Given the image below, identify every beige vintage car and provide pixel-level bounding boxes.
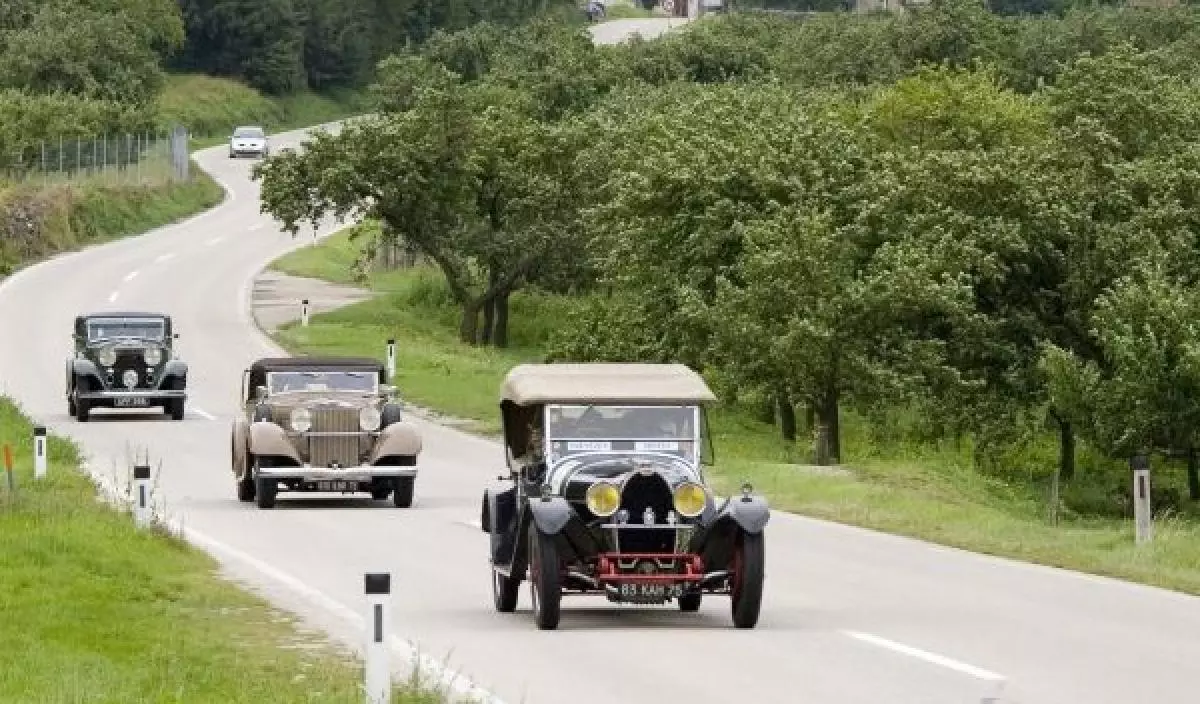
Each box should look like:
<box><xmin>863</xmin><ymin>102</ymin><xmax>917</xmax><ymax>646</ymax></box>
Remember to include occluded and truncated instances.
<box><xmin>230</xmin><ymin>356</ymin><xmax>422</xmax><ymax>509</ymax></box>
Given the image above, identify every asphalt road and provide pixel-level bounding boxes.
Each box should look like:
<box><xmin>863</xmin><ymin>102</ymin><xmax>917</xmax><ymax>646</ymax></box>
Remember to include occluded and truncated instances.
<box><xmin>2</xmin><ymin>17</ymin><xmax>1200</xmax><ymax>704</ymax></box>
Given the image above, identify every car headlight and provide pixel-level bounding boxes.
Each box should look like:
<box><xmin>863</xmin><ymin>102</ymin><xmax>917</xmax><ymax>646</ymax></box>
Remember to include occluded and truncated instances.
<box><xmin>290</xmin><ymin>407</ymin><xmax>312</xmax><ymax>432</ymax></box>
<box><xmin>672</xmin><ymin>482</ymin><xmax>707</xmax><ymax>518</ymax></box>
<box><xmin>143</xmin><ymin>346</ymin><xmax>162</xmax><ymax>366</ymax></box>
<box><xmin>585</xmin><ymin>482</ymin><xmax>621</xmax><ymax>517</ymax></box>
<box><xmin>97</xmin><ymin>347</ymin><xmax>116</xmax><ymax>367</ymax></box>
<box><xmin>359</xmin><ymin>406</ymin><xmax>381</xmax><ymax>431</ymax></box>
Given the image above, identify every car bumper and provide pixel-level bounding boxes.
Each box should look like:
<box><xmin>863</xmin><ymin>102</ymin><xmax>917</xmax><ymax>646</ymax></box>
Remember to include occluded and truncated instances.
<box><xmin>257</xmin><ymin>465</ymin><xmax>417</xmax><ymax>481</ymax></box>
<box><xmin>79</xmin><ymin>390</ymin><xmax>185</xmax><ymax>402</ymax></box>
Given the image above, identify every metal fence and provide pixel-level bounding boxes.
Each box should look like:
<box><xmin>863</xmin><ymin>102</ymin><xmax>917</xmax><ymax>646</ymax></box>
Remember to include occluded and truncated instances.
<box><xmin>0</xmin><ymin>126</ymin><xmax>191</xmax><ymax>187</ymax></box>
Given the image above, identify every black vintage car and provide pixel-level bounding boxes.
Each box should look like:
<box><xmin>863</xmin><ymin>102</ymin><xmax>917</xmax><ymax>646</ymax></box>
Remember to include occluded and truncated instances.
<box><xmin>481</xmin><ymin>363</ymin><xmax>769</xmax><ymax>630</ymax></box>
<box><xmin>65</xmin><ymin>312</ymin><xmax>187</xmax><ymax>421</ymax></box>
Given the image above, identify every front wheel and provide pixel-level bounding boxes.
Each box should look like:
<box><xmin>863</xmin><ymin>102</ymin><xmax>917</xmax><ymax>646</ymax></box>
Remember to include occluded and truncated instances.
<box><xmin>392</xmin><ymin>477</ymin><xmax>414</xmax><ymax>508</ymax></box>
<box><xmin>678</xmin><ymin>591</ymin><xmax>702</xmax><ymax>612</ymax></box>
<box><xmin>529</xmin><ymin>527</ymin><xmax>561</xmax><ymax>630</ymax></box>
<box><xmin>492</xmin><ymin>568</ymin><xmax>520</xmax><ymax>613</ymax></box>
<box><xmin>253</xmin><ymin>460</ymin><xmax>277</xmax><ymax>509</ymax></box>
<box><xmin>730</xmin><ymin>531</ymin><xmax>765</xmax><ymax>629</ymax></box>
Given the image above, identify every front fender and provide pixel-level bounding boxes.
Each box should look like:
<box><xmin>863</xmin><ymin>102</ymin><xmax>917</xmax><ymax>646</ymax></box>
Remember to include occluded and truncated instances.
<box><xmin>161</xmin><ymin>359</ymin><xmax>188</xmax><ymax>382</ymax></box>
<box><xmin>71</xmin><ymin>358</ymin><xmax>102</xmax><ymax>383</ymax></box>
<box><xmin>527</xmin><ymin>496</ymin><xmax>572</xmax><ymax>535</ymax></box>
<box><xmin>721</xmin><ymin>494</ymin><xmax>770</xmax><ymax>535</ymax></box>
<box><xmin>368</xmin><ymin>420</ymin><xmax>422</xmax><ymax>464</ymax></box>
<box><xmin>248</xmin><ymin>421</ymin><xmax>302</xmax><ymax>465</ymax></box>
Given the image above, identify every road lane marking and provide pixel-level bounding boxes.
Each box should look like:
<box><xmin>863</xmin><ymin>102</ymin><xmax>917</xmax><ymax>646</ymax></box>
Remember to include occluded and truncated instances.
<box><xmin>123</xmin><ymin>271</ymin><xmax>139</xmax><ymax>282</ymax></box>
<box><xmin>155</xmin><ymin>253</ymin><xmax>175</xmax><ymax>263</ymax></box>
<box><xmin>107</xmin><ymin>291</ymin><xmax>118</xmax><ymax>303</ymax></box>
<box><xmin>249</xmin><ymin>223</ymin><xmax>264</xmax><ymax>231</ymax></box>
<box><xmin>843</xmin><ymin>631</ymin><xmax>1005</xmax><ymax>683</ymax></box>
<box><xmin>207</xmin><ymin>236</ymin><xmax>225</xmax><ymax>245</ymax></box>
<box><xmin>189</xmin><ymin>406</ymin><xmax>216</xmax><ymax>421</ymax></box>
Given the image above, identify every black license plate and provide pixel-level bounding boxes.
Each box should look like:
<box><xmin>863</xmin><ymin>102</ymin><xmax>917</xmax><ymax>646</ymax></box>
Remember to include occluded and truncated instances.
<box><xmin>114</xmin><ymin>397</ymin><xmax>149</xmax><ymax>407</ymax></box>
<box><xmin>316</xmin><ymin>480</ymin><xmax>357</xmax><ymax>492</ymax></box>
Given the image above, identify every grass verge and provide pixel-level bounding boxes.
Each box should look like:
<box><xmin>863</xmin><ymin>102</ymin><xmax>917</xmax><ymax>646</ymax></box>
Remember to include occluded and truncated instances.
<box><xmin>0</xmin><ymin>399</ymin><xmax>440</xmax><ymax>702</ymax></box>
<box><xmin>158</xmin><ymin>74</ymin><xmax>368</xmax><ymax>148</ymax></box>
<box><xmin>269</xmin><ymin>226</ymin><xmax>1200</xmax><ymax>597</ymax></box>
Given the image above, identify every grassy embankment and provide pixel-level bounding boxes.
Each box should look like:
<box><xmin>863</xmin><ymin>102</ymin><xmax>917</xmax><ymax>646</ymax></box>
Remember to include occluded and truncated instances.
<box><xmin>0</xmin><ymin>399</ymin><xmax>439</xmax><ymax>702</ymax></box>
<box><xmin>270</xmin><ymin>225</ymin><xmax>1200</xmax><ymax>596</ymax></box>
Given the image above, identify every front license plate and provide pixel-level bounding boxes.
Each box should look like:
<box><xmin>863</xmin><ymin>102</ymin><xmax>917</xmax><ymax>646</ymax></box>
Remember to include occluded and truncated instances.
<box><xmin>316</xmin><ymin>480</ymin><xmax>357</xmax><ymax>492</ymax></box>
<box><xmin>114</xmin><ymin>397</ymin><xmax>149</xmax><ymax>407</ymax></box>
<box><xmin>619</xmin><ymin>583</ymin><xmax>681</xmax><ymax>599</ymax></box>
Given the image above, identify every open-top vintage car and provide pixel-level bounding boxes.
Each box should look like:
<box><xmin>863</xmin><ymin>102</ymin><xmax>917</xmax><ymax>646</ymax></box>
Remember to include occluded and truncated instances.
<box><xmin>65</xmin><ymin>311</ymin><xmax>187</xmax><ymax>421</ymax></box>
<box><xmin>230</xmin><ymin>356</ymin><xmax>423</xmax><ymax>509</ymax></box>
<box><xmin>481</xmin><ymin>363</ymin><xmax>769</xmax><ymax>630</ymax></box>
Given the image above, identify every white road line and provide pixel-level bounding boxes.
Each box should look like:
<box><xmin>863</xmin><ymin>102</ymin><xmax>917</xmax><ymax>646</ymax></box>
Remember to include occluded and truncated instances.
<box><xmin>123</xmin><ymin>271</ymin><xmax>139</xmax><ymax>282</ymax></box>
<box><xmin>843</xmin><ymin>631</ymin><xmax>1005</xmax><ymax>683</ymax></box>
<box><xmin>107</xmin><ymin>291</ymin><xmax>118</xmax><ymax>303</ymax></box>
<box><xmin>248</xmin><ymin>223</ymin><xmax>264</xmax><ymax>231</ymax></box>
<box><xmin>207</xmin><ymin>236</ymin><xmax>225</xmax><ymax>245</ymax></box>
<box><xmin>189</xmin><ymin>406</ymin><xmax>216</xmax><ymax>421</ymax></box>
<box><xmin>155</xmin><ymin>253</ymin><xmax>175</xmax><ymax>264</ymax></box>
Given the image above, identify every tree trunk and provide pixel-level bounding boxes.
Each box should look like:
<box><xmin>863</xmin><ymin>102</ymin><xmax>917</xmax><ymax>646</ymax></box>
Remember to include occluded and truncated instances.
<box><xmin>777</xmin><ymin>390</ymin><xmax>796</xmax><ymax>442</ymax></box>
<box><xmin>459</xmin><ymin>298</ymin><xmax>483</xmax><ymax>344</ymax></box>
<box><xmin>480</xmin><ymin>295</ymin><xmax>495</xmax><ymax>345</ymax></box>
<box><xmin>494</xmin><ymin>290</ymin><xmax>511</xmax><ymax>348</ymax></box>
<box><xmin>1189</xmin><ymin>447</ymin><xmax>1200</xmax><ymax>501</ymax></box>
<box><xmin>814</xmin><ymin>388</ymin><xmax>840</xmax><ymax>465</ymax></box>
<box><xmin>1052</xmin><ymin>411</ymin><xmax>1075</xmax><ymax>481</ymax></box>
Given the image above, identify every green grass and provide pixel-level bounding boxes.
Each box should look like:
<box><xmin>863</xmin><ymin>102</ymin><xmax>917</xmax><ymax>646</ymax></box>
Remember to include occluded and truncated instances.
<box><xmin>603</xmin><ymin>3</ymin><xmax>656</xmax><ymax>19</ymax></box>
<box><xmin>0</xmin><ymin>399</ymin><xmax>441</xmax><ymax>703</ymax></box>
<box><xmin>269</xmin><ymin>227</ymin><xmax>1200</xmax><ymax>596</ymax></box>
<box><xmin>157</xmin><ymin>74</ymin><xmax>368</xmax><ymax>147</ymax></box>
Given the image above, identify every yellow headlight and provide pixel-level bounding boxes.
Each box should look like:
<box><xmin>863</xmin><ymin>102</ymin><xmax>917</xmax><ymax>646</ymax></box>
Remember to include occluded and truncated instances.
<box><xmin>673</xmin><ymin>482</ymin><xmax>707</xmax><ymax>518</ymax></box>
<box><xmin>585</xmin><ymin>482</ymin><xmax>620</xmax><ymax>517</ymax></box>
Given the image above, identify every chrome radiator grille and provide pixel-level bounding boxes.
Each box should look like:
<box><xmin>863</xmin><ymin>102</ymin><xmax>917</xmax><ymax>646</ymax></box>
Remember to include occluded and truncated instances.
<box><xmin>276</xmin><ymin>406</ymin><xmax>365</xmax><ymax>467</ymax></box>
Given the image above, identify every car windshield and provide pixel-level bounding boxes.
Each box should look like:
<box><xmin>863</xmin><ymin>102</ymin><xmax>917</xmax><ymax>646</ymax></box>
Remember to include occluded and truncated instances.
<box><xmin>86</xmin><ymin>318</ymin><xmax>165</xmax><ymax>342</ymax></box>
<box><xmin>234</xmin><ymin>127</ymin><xmax>264</xmax><ymax>138</ymax></box>
<box><xmin>545</xmin><ymin>405</ymin><xmax>698</xmax><ymax>462</ymax></box>
<box><xmin>266</xmin><ymin>370</ymin><xmax>377</xmax><ymax>394</ymax></box>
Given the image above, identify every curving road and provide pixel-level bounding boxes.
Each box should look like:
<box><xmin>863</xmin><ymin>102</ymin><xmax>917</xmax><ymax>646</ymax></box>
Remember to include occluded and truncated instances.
<box><xmin>2</xmin><ymin>18</ymin><xmax>1200</xmax><ymax>704</ymax></box>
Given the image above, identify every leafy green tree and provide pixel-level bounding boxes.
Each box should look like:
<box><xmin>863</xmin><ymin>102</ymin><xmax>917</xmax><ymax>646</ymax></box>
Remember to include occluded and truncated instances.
<box><xmin>176</xmin><ymin>0</ymin><xmax>306</xmax><ymax>94</ymax></box>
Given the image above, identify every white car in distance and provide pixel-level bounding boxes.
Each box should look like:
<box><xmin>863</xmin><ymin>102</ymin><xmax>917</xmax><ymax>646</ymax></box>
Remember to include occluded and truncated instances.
<box><xmin>229</xmin><ymin>126</ymin><xmax>269</xmax><ymax>158</ymax></box>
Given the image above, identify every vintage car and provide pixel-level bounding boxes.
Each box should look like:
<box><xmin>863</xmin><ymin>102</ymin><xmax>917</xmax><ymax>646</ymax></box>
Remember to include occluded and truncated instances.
<box><xmin>481</xmin><ymin>363</ymin><xmax>768</xmax><ymax>630</ymax></box>
<box><xmin>230</xmin><ymin>356</ymin><xmax>423</xmax><ymax>509</ymax></box>
<box><xmin>65</xmin><ymin>311</ymin><xmax>187</xmax><ymax>421</ymax></box>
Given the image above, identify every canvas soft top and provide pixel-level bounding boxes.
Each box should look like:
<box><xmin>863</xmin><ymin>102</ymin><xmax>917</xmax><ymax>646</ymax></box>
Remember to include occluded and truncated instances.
<box><xmin>500</xmin><ymin>363</ymin><xmax>716</xmax><ymax>406</ymax></box>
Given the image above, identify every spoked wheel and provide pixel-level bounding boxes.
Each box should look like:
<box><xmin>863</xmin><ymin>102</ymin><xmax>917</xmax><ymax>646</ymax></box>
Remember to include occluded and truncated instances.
<box><xmin>730</xmin><ymin>531</ymin><xmax>765</xmax><ymax>629</ymax></box>
<box><xmin>528</xmin><ymin>527</ymin><xmax>561</xmax><ymax>630</ymax></box>
<box><xmin>492</xmin><ymin>568</ymin><xmax>520</xmax><ymax>613</ymax></box>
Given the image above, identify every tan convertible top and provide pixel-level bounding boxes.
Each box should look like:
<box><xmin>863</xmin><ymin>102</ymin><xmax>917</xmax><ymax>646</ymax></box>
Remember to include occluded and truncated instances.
<box><xmin>500</xmin><ymin>363</ymin><xmax>716</xmax><ymax>406</ymax></box>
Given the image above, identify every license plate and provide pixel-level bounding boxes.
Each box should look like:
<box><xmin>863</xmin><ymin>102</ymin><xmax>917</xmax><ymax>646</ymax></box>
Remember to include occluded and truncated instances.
<box><xmin>618</xmin><ymin>583</ymin><xmax>681</xmax><ymax>599</ymax></box>
<box><xmin>316</xmin><ymin>480</ymin><xmax>357</xmax><ymax>492</ymax></box>
<box><xmin>114</xmin><ymin>397</ymin><xmax>149</xmax><ymax>407</ymax></box>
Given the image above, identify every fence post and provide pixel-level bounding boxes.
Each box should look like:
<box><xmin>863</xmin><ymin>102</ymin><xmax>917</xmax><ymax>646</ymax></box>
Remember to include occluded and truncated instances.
<box><xmin>364</xmin><ymin>573</ymin><xmax>392</xmax><ymax>704</ymax></box>
<box><xmin>33</xmin><ymin>425</ymin><xmax>47</xmax><ymax>480</ymax></box>
<box><xmin>133</xmin><ymin>464</ymin><xmax>151</xmax><ymax>528</ymax></box>
<box><xmin>301</xmin><ymin>299</ymin><xmax>310</xmax><ymax>327</ymax></box>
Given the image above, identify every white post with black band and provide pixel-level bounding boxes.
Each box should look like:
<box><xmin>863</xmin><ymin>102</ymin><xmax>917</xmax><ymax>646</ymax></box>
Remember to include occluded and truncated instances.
<box><xmin>301</xmin><ymin>298</ymin><xmax>310</xmax><ymax>327</ymax></box>
<box><xmin>1131</xmin><ymin>454</ymin><xmax>1153</xmax><ymax>544</ymax></box>
<box><xmin>386</xmin><ymin>339</ymin><xmax>396</xmax><ymax>381</ymax></box>
<box><xmin>133</xmin><ymin>464</ymin><xmax>151</xmax><ymax>528</ymax></box>
<box><xmin>33</xmin><ymin>425</ymin><xmax>47</xmax><ymax>480</ymax></box>
<box><xmin>364</xmin><ymin>572</ymin><xmax>392</xmax><ymax>704</ymax></box>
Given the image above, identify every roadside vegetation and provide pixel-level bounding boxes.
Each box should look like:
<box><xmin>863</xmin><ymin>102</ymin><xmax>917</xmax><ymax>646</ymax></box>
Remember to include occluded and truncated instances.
<box><xmin>260</xmin><ymin>1</ymin><xmax>1200</xmax><ymax>594</ymax></box>
<box><xmin>0</xmin><ymin>399</ymin><xmax>440</xmax><ymax>702</ymax></box>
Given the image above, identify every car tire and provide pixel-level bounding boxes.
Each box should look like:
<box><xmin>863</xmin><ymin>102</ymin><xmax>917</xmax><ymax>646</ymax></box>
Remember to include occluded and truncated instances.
<box><xmin>730</xmin><ymin>531</ymin><xmax>765</xmax><ymax>629</ymax></box>
<box><xmin>529</xmin><ymin>527</ymin><xmax>562</xmax><ymax>630</ymax></box>
<box><xmin>371</xmin><ymin>483</ymin><xmax>391</xmax><ymax>500</ymax></box>
<box><xmin>253</xmin><ymin>460</ymin><xmax>277</xmax><ymax>509</ymax></box>
<box><xmin>237</xmin><ymin>474</ymin><xmax>256</xmax><ymax>502</ymax></box>
<box><xmin>167</xmin><ymin>398</ymin><xmax>185</xmax><ymax>421</ymax></box>
<box><xmin>678</xmin><ymin>590</ymin><xmax>702</xmax><ymax>612</ymax></box>
<box><xmin>392</xmin><ymin>477</ymin><xmax>414</xmax><ymax>508</ymax></box>
<box><xmin>492</xmin><ymin>568</ymin><xmax>520</xmax><ymax>613</ymax></box>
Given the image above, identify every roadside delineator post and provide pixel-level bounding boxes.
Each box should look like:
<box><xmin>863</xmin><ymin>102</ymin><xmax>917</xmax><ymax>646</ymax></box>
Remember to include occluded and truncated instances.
<box><xmin>33</xmin><ymin>425</ymin><xmax>47</xmax><ymax>480</ymax></box>
<box><xmin>364</xmin><ymin>572</ymin><xmax>392</xmax><ymax>704</ymax></box>
<box><xmin>133</xmin><ymin>464</ymin><xmax>151</xmax><ymax>528</ymax></box>
<box><xmin>386</xmin><ymin>339</ymin><xmax>396</xmax><ymax>381</ymax></box>
<box><xmin>1131</xmin><ymin>453</ymin><xmax>1152</xmax><ymax>544</ymax></box>
<box><xmin>301</xmin><ymin>298</ymin><xmax>310</xmax><ymax>327</ymax></box>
